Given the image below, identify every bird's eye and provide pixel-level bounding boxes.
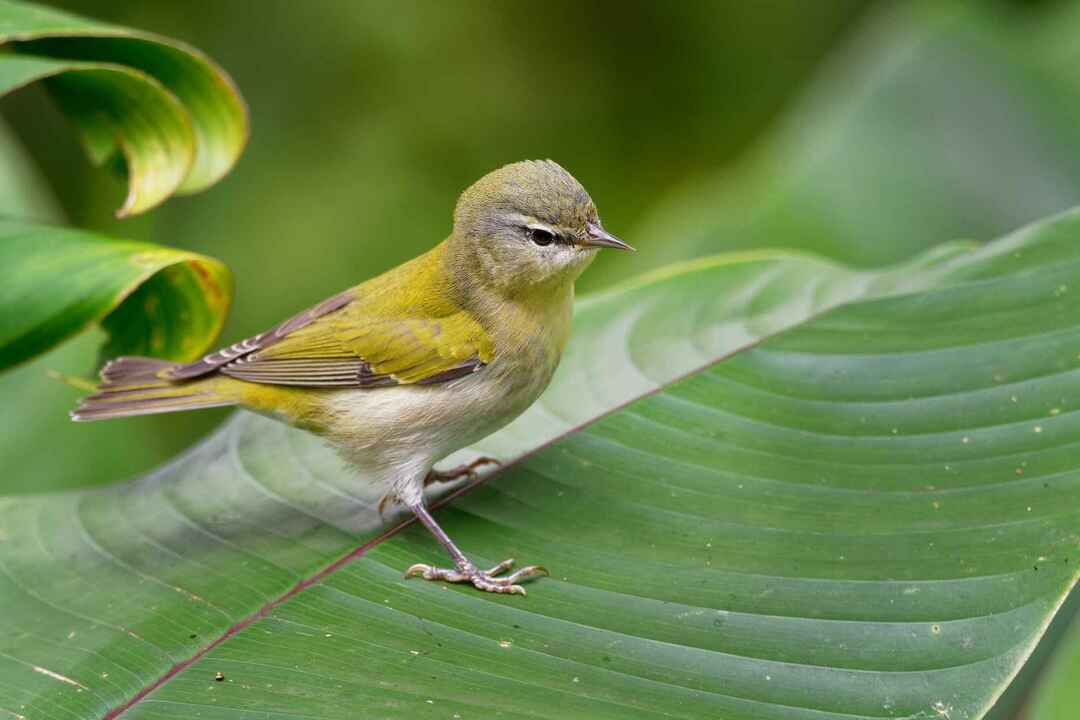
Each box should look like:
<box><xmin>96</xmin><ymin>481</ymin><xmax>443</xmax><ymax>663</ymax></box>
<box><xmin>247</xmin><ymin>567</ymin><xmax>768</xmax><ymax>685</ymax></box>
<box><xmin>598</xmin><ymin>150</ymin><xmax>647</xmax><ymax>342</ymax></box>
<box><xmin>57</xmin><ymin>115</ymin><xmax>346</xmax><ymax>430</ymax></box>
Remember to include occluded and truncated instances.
<box><xmin>527</xmin><ymin>227</ymin><xmax>556</xmax><ymax>246</ymax></box>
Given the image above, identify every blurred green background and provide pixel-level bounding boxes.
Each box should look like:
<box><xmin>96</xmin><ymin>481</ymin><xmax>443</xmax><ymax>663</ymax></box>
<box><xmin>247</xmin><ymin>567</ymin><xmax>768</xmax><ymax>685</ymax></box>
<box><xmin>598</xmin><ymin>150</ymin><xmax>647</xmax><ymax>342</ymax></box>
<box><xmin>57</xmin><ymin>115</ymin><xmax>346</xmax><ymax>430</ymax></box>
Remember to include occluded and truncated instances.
<box><xmin>5</xmin><ymin>1</ymin><xmax>1080</xmax><ymax>716</ymax></box>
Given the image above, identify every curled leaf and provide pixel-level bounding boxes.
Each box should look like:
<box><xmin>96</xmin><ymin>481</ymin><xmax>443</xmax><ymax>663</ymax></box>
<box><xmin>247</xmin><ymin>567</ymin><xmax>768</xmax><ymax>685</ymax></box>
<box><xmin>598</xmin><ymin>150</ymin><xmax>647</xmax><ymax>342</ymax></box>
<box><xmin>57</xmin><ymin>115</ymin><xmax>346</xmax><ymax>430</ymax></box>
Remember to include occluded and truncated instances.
<box><xmin>0</xmin><ymin>0</ymin><xmax>248</xmax><ymax>215</ymax></box>
<box><xmin>0</xmin><ymin>218</ymin><xmax>232</xmax><ymax>371</ymax></box>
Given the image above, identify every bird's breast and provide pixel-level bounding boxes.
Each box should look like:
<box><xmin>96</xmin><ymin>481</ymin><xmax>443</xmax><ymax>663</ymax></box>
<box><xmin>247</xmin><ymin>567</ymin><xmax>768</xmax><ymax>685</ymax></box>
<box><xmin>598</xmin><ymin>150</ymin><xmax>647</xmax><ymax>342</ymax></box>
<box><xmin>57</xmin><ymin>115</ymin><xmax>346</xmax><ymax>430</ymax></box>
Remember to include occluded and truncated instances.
<box><xmin>318</xmin><ymin>336</ymin><xmax>559</xmax><ymax>473</ymax></box>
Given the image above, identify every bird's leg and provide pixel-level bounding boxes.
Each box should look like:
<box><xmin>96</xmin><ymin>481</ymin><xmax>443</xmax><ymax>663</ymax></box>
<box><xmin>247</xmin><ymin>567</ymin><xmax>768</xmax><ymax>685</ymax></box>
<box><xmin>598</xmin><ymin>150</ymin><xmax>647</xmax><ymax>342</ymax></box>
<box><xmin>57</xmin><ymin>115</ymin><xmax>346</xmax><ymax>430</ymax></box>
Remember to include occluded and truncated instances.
<box><xmin>404</xmin><ymin>500</ymin><xmax>547</xmax><ymax>595</ymax></box>
<box><xmin>423</xmin><ymin>456</ymin><xmax>502</xmax><ymax>488</ymax></box>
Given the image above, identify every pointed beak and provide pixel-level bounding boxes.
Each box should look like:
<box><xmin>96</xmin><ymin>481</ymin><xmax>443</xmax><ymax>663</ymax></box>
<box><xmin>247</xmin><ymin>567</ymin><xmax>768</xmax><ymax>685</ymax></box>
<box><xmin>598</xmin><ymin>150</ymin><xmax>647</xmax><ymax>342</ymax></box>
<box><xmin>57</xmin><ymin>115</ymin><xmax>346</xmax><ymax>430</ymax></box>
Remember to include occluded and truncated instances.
<box><xmin>582</xmin><ymin>221</ymin><xmax>634</xmax><ymax>251</ymax></box>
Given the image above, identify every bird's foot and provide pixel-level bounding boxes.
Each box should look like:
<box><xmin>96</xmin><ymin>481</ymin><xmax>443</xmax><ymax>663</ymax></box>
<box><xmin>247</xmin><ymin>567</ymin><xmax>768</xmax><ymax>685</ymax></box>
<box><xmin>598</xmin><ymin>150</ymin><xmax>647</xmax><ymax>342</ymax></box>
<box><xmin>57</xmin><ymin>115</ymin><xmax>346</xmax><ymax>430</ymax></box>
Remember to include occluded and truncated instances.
<box><xmin>405</xmin><ymin>558</ymin><xmax>548</xmax><ymax>595</ymax></box>
<box><xmin>424</xmin><ymin>456</ymin><xmax>502</xmax><ymax>487</ymax></box>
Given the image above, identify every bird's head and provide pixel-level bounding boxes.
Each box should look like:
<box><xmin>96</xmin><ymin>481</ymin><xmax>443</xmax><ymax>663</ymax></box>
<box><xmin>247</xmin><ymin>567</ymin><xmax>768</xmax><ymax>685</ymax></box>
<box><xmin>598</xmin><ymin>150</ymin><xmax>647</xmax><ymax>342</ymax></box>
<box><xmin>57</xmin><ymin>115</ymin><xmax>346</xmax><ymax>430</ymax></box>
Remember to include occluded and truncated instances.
<box><xmin>449</xmin><ymin>160</ymin><xmax>631</xmax><ymax>297</ymax></box>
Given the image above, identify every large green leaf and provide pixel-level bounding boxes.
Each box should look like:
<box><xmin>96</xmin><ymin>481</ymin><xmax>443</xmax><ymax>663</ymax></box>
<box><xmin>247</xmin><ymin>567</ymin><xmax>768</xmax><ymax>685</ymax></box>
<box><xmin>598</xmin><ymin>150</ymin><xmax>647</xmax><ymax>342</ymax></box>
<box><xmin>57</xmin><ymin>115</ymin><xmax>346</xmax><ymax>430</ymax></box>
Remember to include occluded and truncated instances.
<box><xmin>2</xmin><ymin>209</ymin><xmax>1077</xmax><ymax>718</ymax></box>
<box><xmin>0</xmin><ymin>0</ymin><xmax>247</xmax><ymax>215</ymax></box>
<box><xmin>0</xmin><ymin>218</ymin><xmax>232</xmax><ymax>371</ymax></box>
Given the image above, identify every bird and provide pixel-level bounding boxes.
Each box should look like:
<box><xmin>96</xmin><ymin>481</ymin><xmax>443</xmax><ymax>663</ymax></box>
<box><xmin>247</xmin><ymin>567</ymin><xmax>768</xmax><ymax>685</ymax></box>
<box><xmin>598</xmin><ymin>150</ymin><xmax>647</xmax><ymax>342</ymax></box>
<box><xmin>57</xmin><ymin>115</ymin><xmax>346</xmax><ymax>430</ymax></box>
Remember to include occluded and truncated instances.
<box><xmin>71</xmin><ymin>159</ymin><xmax>632</xmax><ymax>595</ymax></box>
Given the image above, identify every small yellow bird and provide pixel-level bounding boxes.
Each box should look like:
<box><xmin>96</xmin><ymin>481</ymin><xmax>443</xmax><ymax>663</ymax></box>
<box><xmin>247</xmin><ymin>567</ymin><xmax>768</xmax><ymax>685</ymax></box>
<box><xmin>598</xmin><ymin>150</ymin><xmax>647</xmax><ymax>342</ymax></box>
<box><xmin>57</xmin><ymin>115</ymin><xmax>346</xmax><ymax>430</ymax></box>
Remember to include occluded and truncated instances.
<box><xmin>72</xmin><ymin>160</ymin><xmax>631</xmax><ymax>595</ymax></box>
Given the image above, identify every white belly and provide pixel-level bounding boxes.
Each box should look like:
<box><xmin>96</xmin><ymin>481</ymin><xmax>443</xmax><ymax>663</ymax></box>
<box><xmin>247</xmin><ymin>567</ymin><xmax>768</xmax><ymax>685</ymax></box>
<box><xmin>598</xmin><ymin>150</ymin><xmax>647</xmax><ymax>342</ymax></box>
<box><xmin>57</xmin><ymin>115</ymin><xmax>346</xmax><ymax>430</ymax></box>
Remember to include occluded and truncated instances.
<box><xmin>321</xmin><ymin>356</ymin><xmax>552</xmax><ymax>504</ymax></box>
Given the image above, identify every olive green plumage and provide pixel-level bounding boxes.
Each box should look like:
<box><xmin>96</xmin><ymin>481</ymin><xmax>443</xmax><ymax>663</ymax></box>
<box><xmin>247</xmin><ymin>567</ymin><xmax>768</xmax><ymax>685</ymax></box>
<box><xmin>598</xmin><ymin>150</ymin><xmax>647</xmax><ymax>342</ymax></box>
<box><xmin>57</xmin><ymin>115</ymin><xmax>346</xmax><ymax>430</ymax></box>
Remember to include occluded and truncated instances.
<box><xmin>72</xmin><ymin>159</ymin><xmax>630</xmax><ymax>595</ymax></box>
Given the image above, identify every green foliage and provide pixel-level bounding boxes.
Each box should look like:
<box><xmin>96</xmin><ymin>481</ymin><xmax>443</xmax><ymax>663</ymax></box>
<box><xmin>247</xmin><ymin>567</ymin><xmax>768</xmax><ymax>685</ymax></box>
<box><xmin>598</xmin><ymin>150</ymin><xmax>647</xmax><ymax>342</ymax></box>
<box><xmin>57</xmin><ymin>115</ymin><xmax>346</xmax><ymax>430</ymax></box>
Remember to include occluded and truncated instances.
<box><xmin>2</xmin><ymin>209</ymin><xmax>1077</xmax><ymax>717</ymax></box>
<box><xmin>0</xmin><ymin>0</ymin><xmax>247</xmax><ymax>215</ymax></box>
<box><xmin>0</xmin><ymin>1</ymin><xmax>243</xmax><ymax>370</ymax></box>
<box><xmin>0</xmin><ymin>219</ymin><xmax>231</xmax><ymax>371</ymax></box>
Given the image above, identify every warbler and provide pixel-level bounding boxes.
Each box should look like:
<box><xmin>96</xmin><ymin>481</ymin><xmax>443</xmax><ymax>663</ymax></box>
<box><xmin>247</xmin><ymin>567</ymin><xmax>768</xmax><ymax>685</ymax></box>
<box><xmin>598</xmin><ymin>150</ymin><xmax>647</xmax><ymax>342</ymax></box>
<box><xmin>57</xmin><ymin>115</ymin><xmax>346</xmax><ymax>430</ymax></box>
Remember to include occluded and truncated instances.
<box><xmin>72</xmin><ymin>159</ymin><xmax>631</xmax><ymax>595</ymax></box>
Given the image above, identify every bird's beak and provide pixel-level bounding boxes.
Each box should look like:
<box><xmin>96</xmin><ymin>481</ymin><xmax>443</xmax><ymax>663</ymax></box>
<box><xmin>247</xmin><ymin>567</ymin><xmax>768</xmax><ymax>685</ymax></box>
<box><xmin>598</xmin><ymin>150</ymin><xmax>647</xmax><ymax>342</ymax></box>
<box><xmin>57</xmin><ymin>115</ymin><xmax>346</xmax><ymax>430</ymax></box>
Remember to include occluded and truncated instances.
<box><xmin>583</xmin><ymin>221</ymin><xmax>634</xmax><ymax>251</ymax></box>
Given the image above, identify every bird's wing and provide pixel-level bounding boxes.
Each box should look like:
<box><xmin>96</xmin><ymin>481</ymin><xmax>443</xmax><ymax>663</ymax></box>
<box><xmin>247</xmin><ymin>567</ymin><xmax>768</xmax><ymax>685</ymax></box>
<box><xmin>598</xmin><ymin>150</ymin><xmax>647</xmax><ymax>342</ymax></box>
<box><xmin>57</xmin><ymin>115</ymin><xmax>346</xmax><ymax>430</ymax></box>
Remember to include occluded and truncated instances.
<box><xmin>162</xmin><ymin>288</ymin><xmax>494</xmax><ymax>388</ymax></box>
<box><xmin>162</xmin><ymin>289</ymin><xmax>357</xmax><ymax>381</ymax></box>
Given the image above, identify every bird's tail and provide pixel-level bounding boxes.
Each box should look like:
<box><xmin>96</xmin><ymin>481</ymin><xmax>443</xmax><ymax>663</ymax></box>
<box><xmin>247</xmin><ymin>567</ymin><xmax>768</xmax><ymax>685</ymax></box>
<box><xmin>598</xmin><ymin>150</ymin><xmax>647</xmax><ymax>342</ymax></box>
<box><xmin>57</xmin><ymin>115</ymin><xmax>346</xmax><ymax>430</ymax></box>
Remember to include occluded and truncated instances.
<box><xmin>71</xmin><ymin>356</ymin><xmax>237</xmax><ymax>422</ymax></box>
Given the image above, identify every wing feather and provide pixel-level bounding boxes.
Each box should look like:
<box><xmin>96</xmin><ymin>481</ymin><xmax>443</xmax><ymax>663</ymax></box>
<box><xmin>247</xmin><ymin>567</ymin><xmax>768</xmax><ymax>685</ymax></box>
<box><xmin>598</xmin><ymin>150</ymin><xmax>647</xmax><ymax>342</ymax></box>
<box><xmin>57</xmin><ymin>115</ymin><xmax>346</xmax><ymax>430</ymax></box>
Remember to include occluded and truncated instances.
<box><xmin>163</xmin><ymin>289</ymin><xmax>356</xmax><ymax>380</ymax></box>
<box><xmin>162</xmin><ymin>283</ymin><xmax>494</xmax><ymax>389</ymax></box>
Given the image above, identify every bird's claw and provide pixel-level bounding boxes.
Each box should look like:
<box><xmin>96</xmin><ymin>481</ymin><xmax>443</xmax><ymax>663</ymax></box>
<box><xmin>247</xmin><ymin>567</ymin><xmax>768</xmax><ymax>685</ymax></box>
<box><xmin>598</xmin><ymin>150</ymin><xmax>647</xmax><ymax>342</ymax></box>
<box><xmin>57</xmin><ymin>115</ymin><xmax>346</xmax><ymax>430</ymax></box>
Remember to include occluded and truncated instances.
<box><xmin>405</xmin><ymin>558</ymin><xmax>548</xmax><ymax>595</ymax></box>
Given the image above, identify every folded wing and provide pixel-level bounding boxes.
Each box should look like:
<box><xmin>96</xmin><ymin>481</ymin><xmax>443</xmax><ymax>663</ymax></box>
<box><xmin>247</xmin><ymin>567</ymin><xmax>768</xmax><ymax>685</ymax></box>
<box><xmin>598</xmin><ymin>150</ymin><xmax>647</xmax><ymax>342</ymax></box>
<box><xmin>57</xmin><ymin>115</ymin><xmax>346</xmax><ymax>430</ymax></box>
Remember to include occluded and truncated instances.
<box><xmin>160</xmin><ymin>288</ymin><xmax>494</xmax><ymax>388</ymax></box>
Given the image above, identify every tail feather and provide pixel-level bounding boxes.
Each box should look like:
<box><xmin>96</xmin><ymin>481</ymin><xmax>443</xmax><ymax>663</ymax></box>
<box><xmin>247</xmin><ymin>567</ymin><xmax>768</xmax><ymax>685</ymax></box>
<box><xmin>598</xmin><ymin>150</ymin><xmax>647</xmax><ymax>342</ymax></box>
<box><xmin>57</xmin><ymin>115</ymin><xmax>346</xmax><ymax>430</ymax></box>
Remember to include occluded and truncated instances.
<box><xmin>71</xmin><ymin>356</ymin><xmax>237</xmax><ymax>422</ymax></box>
